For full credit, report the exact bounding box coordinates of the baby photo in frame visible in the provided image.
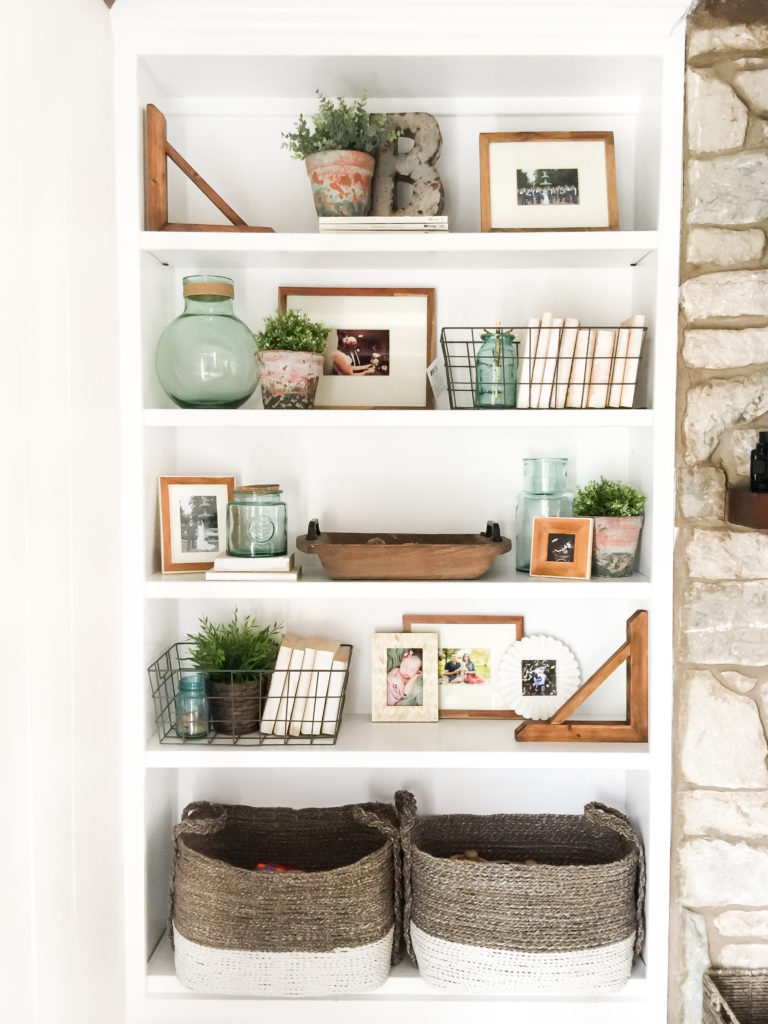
[371,632,439,723]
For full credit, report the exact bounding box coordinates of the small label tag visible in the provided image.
[427,358,447,401]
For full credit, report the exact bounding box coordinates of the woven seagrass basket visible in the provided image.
[170,798,406,997]
[704,969,768,1024]
[398,792,645,993]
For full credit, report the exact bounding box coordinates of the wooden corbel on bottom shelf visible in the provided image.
[515,610,648,743]
[145,103,274,232]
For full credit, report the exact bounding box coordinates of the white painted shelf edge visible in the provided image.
[144,408,655,428]
[147,932,647,1000]
[145,714,651,769]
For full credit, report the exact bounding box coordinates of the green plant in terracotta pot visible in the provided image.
[282,91,398,216]
[255,308,330,409]
[186,609,282,735]
[573,477,646,578]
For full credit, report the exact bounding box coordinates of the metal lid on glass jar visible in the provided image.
[182,275,235,298]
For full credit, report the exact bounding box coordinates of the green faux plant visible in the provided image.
[254,309,330,354]
[186,609,282,681]
[573,477,646,518]
[282,91,397,160]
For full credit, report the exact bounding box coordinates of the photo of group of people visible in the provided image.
[439,648,490,686]
[329,328,390,376]
[516,167,580,206]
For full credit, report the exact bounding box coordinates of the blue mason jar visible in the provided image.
[175,673,209,739]
[226,485,288,557]
[475,326,518,407]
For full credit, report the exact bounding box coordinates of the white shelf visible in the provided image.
[145,566,652,600]
[142,231,657,271]
[147,931,647,1000]
[145,714,650,769]
[144,408,654,429]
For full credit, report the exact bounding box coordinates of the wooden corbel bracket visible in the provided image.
[144,103,273,232]
[515,609,648,743]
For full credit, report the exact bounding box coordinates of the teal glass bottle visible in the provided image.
[155,275,258,409]
[475,325,518,407]
[175,673,209,739]
[226,485,288,557]
[515,458,574,572]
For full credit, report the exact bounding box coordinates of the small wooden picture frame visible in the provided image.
[530,517,593,580]
[402,614,525,719]
[158,476,235,574]
[479,131,619,232]
[371,632,439,723]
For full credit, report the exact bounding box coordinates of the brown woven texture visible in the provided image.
[171,800,401,957]
[208,679,261,736]
[398,793,644,963]
[704,969,768,1024]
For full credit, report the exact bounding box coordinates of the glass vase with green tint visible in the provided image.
[475,324,518,408]
[515,458,574,572]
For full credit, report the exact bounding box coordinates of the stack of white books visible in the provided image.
[261,634,349,738]
[516,312,646,410]
[318,215,448,233]
[204,552,302,581]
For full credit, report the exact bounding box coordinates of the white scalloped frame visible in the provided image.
[497,635,581,720]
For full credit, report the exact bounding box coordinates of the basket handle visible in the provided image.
[396,790,418,966]
[584,802,646,956]
[168,803,228,947]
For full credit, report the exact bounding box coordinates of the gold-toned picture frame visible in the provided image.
[479,131,619,232]
[371,631,439,723]
[530,516,593,580]
[278,287,436,409]
[402,614,525,719]
[158,475,235,574]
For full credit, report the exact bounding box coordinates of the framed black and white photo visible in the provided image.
[402,614,525,719]
[530,516,593,580]
[479,131,619,232]
[371,632,439,723]
[278,287,436,408]
[158,476,235,574]
[497,635,581,720]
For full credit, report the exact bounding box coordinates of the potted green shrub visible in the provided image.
[186,610,281,735]
[573,477,646,578]
[255,308,330,409]
[282,91,397,216]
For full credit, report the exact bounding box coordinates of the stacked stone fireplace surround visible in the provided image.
[674,2,768,1021]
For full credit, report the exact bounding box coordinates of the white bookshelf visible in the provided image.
[113,3,686,1022]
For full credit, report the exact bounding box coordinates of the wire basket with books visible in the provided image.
[148,635,352,745]
[441,316,647,411]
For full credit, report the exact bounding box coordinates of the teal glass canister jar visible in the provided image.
[175,673,209,740]
[155,275,258,408]
[515,458,574,572]
[227,485,288,557]
[475,325,518,408]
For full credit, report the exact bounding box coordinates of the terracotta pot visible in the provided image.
[591,515,644,578]
[305,149,375,216]
[259,350,324,409]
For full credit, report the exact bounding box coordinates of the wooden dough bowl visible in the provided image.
[296,519,512,581]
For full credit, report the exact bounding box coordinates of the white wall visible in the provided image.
[1,1,122,1021]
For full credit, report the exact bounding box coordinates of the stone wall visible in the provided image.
[674,3,768,1021]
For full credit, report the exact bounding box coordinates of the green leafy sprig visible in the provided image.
[186,610,282,680]
[282,91,398,160]
[254,309,330,354]
[573,477,646,517]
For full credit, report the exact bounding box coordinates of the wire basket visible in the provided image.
[148,642,352,745]
[441,325,647,410]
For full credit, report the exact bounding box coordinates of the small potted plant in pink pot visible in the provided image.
[255,309,329,409]
[282,91,398,217]
[573,477,646,578]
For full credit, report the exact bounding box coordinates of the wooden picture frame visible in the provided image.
[530,516,593,580]
[402,614,525,719]
[158,476,235,574]
[371,632,439,723]
[278,287,436,409]
[479,131,619,232]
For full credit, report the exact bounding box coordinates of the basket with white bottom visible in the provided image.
[171,799,402,997]
[400,794,645,994]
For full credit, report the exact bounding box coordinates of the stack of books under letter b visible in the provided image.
[204,553,302,581]
[261,634,349,738]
